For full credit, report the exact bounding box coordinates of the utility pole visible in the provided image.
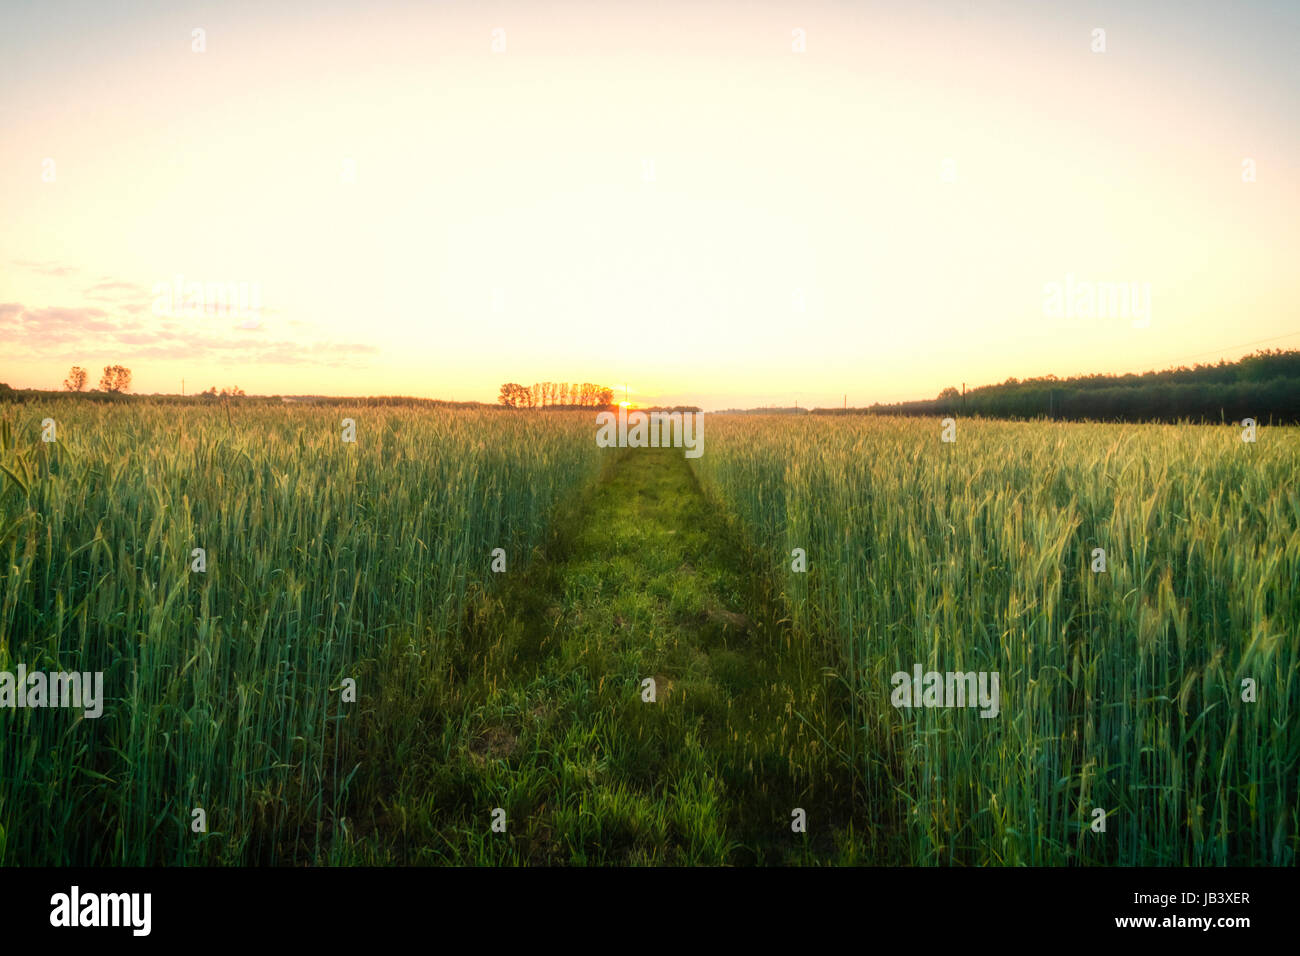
[182,378,185,396]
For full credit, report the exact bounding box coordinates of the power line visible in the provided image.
[1121,328,1300,374]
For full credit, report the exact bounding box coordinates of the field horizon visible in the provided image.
[6,344,1300,423]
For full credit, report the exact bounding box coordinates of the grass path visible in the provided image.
[349,447,880,864]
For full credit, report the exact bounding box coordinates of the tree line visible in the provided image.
[814,349,1300,423]
[498,382,615,408]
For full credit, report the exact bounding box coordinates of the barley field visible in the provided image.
[694,415,1300,865]
[0,402,603,864]
[2,404,1297,866]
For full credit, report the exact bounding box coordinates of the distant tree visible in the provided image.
[219,386,245,397]
[63,366,88,391]
[937,386,960,400]
[99,365,132,393]
[498,383,533,408]
[498,380,618,409]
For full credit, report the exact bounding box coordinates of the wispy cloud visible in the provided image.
[0,302,378,368]
[83,278,151,300]
[11,259,81,278]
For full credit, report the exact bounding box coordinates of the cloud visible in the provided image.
[0,306,117,342]
[83,279,152,301]
[19,306,109,322]
[0,302,379,368]
[11,259,80,278]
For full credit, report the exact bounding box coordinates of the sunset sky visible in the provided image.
[2,0,1297,409]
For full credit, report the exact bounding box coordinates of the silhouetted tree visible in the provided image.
[99,365,131,393]
[498,380,618,409]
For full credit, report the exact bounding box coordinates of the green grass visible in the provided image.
[335,446,873,864]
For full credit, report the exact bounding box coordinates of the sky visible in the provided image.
[1,0,1297,409]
